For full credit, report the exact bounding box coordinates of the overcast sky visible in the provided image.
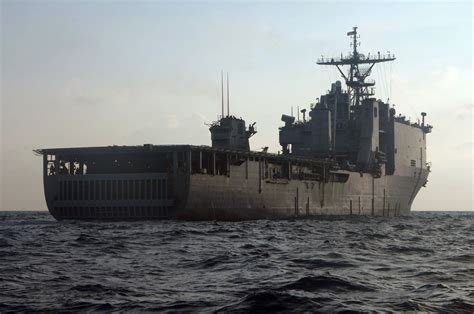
[1,0,472,211]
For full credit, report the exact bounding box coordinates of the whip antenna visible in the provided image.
[221,70,224,118]
[227,72,230,117]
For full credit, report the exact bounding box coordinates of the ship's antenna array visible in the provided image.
[219,71,231,118]
[317,26,396,106]
[227,72,230,117]
[221,70,224,118]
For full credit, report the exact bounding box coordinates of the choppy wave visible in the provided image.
[0,211,473,312]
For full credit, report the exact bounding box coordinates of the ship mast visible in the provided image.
[317,26,395,106]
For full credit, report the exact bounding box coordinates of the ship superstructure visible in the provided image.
[36,27,432,221]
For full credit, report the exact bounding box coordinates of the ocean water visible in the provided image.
[0,211,473,312]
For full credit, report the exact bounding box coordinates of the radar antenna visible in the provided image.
[317,26,395,106]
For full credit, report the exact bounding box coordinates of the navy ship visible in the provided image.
[35,27,432,221]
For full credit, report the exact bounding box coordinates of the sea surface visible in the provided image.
[0,211,473,312]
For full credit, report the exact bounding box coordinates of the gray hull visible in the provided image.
[179,162,428,220]
[39,145,428,221]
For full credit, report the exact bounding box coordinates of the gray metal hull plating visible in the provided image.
[178,161,428,220]
[40,145,428,221]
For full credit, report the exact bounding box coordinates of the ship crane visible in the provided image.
[317,26,395,107]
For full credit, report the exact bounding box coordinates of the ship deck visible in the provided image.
[34,144,335,167]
